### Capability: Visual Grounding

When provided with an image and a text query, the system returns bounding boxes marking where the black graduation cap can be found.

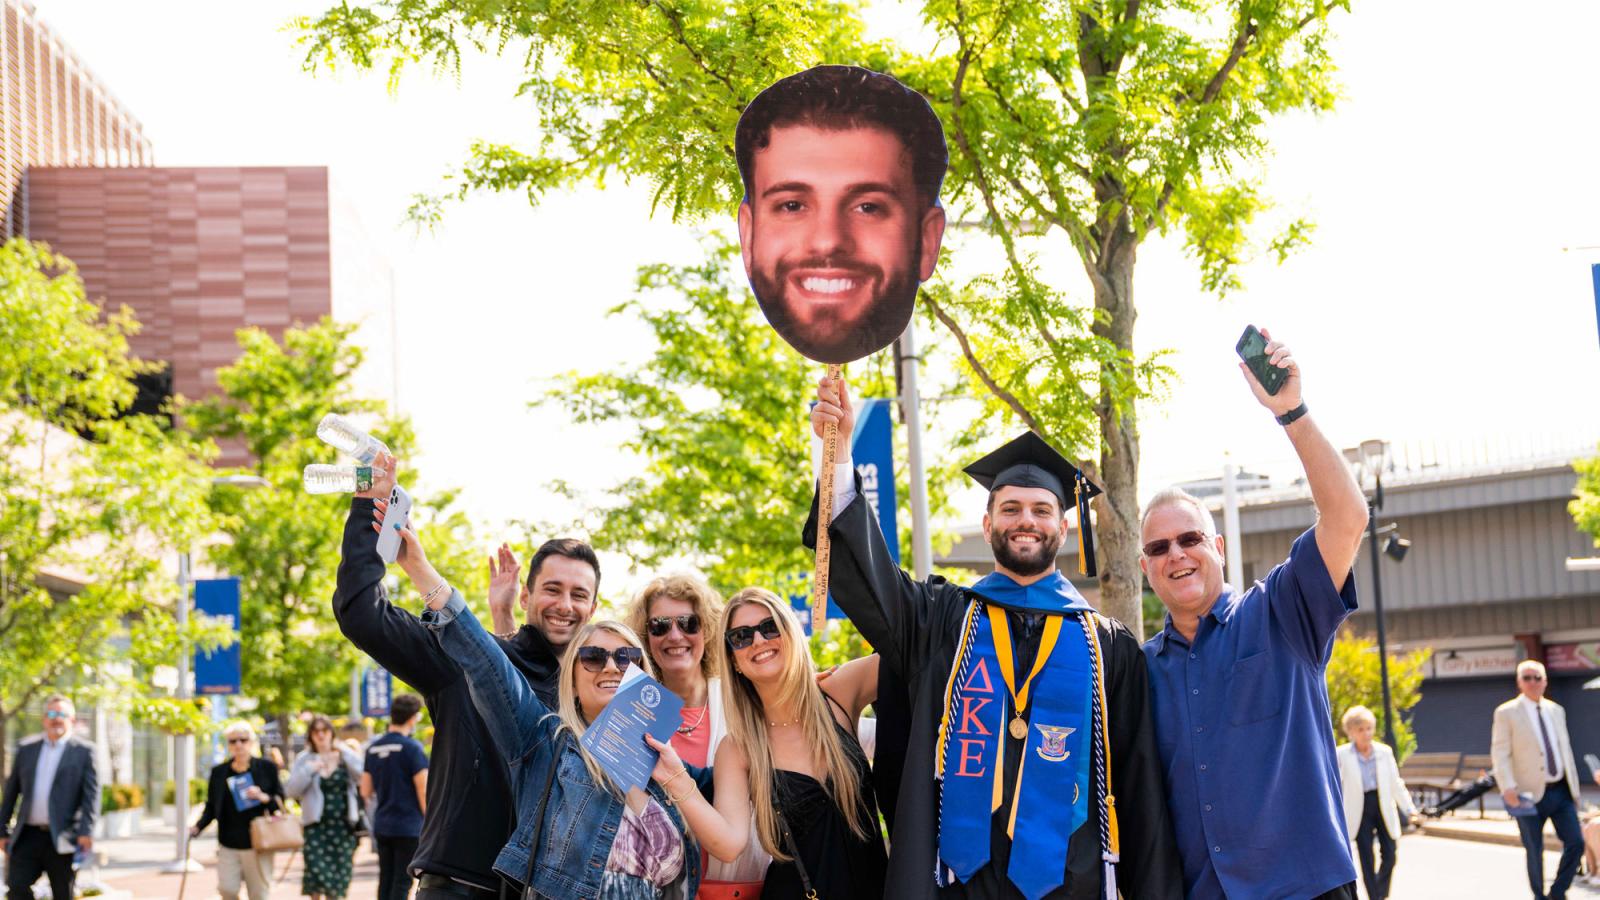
[963,432,1103,577]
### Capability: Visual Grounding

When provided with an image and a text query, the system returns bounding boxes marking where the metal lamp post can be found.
[163,474,267,874]
[1348,440,1400,751]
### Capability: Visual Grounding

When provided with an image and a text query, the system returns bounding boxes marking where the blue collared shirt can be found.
[1143,528,1359,900]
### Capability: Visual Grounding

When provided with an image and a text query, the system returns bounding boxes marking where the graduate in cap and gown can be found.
[803,376,1182,900]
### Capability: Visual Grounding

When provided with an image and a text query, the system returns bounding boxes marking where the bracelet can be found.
[421,580,450,606]
[1275,402,1309,426]
[664,767,691,789]
[668,783,695,805]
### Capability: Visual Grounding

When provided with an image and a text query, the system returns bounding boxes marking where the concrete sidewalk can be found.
[84,812,379,900]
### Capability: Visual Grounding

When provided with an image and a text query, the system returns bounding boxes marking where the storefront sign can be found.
[1432,646,1521,679]
[1546,642,1600,672]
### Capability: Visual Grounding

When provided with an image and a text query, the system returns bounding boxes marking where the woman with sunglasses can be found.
[285,714,365,900]
[625,577,772,897]
[373,497,700,900]
[191,721,283,900]
[646,588,885,900]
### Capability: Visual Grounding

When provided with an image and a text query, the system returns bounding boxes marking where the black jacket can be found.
[193,758,282,850]
[334,498,561,890]
[804,485,1183,900]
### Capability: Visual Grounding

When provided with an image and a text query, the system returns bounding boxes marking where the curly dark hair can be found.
[735,65,947,209]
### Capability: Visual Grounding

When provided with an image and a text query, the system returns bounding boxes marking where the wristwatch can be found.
[1275,402,1309,426]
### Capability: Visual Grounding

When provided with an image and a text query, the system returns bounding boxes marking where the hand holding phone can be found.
[1236,325,1287,396]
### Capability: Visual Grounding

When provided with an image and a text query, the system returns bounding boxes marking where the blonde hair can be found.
[222,721,256,744]
[1341,705,1377,735]
[1139,487,1218,538]
[623,573,725,683]
[556,620,656,796]
[717,588,870,860]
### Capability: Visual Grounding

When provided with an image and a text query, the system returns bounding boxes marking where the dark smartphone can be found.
[1236,324,1287,396]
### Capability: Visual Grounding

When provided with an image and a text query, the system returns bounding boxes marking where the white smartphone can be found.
[377,485,412,564]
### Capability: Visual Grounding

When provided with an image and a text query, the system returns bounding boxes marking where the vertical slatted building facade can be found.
[1,0,149,235]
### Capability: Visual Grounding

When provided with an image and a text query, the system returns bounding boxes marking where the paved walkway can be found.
[83,812,379,900]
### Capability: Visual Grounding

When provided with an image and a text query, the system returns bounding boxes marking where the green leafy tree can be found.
[1570,450,1600,546]
[0,239,227,774]
[1325,630,1430,762]
[297,0,1344,631]
[183,320,485,747]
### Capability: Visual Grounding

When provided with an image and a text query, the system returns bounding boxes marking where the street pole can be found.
[1221,459,1243,593]
[162,551,200,873]
[897,320,933,580]
[1367,485,1399,751]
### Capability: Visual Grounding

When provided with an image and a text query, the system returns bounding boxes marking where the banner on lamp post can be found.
[193,578,242,695]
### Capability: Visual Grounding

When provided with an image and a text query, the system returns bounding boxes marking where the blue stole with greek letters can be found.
[935,572,1094,900]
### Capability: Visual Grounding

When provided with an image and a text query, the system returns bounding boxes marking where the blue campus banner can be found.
[362,667,393,717]
[794,398,899,629]
[1592,264,1599,350]
[193,578,242,695]
[852,398,899,565]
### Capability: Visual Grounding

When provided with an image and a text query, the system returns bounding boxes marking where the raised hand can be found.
[373,498,427,573]
[356,451,399,500]
[811,372,854,440]
[1238,327,1302,417]
[488,544,522,624]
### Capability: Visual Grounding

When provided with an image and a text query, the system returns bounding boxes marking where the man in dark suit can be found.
[0,694,99,900]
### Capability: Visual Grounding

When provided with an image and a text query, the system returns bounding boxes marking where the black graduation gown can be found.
[805,487,1183,900]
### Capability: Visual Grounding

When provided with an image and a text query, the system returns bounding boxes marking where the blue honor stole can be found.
[936,572,1095,900]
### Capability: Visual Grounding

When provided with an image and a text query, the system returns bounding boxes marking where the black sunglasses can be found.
[1521,673,1545,682]
[647,614,702,637]
[576,645,645,674]
[726,617,782,651]
[1143,531,1210,558]
[227,737,251,744]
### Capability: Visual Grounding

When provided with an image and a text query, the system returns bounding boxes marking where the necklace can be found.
[767,718,798,729]
[676,706,708,735]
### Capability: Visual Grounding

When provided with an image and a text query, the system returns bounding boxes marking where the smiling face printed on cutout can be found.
[735,66,948,365]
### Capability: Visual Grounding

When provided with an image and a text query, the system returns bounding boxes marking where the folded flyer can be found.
[579,663,684,792]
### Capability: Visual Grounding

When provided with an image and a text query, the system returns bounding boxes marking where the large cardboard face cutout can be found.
[736,66,948,364]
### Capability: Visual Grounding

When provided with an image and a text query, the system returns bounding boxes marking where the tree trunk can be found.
[1092,234,1144,635]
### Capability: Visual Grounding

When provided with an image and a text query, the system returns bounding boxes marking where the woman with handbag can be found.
[372,489,700,900]
[191,721,284,900]
[645,588,886,900]
[624,574,772,899]
[285,715,365,900]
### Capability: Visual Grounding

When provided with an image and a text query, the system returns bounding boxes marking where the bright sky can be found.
[33,1,1600,582]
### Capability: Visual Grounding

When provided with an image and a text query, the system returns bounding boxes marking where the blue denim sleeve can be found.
[1263,527,1359,665]
[424,591,559,761]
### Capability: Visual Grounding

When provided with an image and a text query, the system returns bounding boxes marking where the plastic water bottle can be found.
[315,413,388,465]
[302,464,385,495]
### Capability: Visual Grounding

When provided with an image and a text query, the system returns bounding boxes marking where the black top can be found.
[803,476,1183,900]
[334,498,563,889]
[194,758,282,850]
[763,715,887,900]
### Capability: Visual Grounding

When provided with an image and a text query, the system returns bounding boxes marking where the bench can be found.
[1399,751,1463,808]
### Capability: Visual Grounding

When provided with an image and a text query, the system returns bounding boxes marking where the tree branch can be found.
[924,294,1043,434]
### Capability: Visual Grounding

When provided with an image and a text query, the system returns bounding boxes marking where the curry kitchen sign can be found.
[1432,647,1521,679]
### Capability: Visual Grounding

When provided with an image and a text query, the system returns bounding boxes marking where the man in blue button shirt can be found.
[1141,328,1369,900]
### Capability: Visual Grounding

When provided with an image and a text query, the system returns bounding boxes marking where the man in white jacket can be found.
[1493,659,1584,900]
[1336,706,1415,900]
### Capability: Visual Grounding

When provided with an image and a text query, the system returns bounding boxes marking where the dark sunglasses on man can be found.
[1521,672,1545,682]
[647,614,702,637]
[726,617,781,651]
[1143,530,1210,558]
[576,645,646,673]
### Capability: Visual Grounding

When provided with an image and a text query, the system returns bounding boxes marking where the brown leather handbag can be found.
[249,812,305,852]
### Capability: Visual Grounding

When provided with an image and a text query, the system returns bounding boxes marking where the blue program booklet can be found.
[227,772,261,811]
[579,664,684,792]
[1505,792,1538,817]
